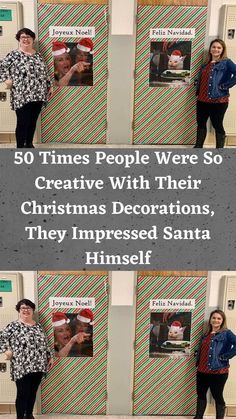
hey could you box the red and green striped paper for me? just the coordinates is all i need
[38,3,108,143]
[133,274,207,415]
[38,272,109,414]
[133,5,207,144]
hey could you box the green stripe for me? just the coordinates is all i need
[38,3,108,144]
[133,5,207,144]
[133,274,207,415]
[38,273,108,414]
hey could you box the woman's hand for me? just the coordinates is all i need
[55,332,90,357]
[72,332,91,344]
[71,62,90,74]
[47,358,54,370]
[5,79,13,89]
[56,62,90,86]
[4,350,13,360]
[47,87,53,100]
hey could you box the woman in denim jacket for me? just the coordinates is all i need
[194,39,236,148]
[193,310,236,419]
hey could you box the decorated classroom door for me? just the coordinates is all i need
[38,272,109,414]
[37,1,108,143]
[133,2,208,145]
[133,273,207,415]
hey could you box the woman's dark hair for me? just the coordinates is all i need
[16,28,36,41]
[15,299,36,312]
[206,309,227,333]
[207,38,227,62]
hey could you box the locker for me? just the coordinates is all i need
[219,276,236,408]
[0,2,22,133]
[0,272,23,403]
[219,5,236,136]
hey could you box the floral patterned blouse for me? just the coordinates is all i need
[0,49,51,110]
[0,320,52,381]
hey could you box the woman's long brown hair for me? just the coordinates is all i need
[207,38,227,63]
[205,309,227,334]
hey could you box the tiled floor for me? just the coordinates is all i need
[0,416,222,419]
[0,416,236,419]
[0,130,233,149]
[0,143,194,148]
[1,129,236,149]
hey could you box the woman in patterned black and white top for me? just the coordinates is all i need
[0,28,53,148]
[0,299,53,419]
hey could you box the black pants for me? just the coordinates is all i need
[15,372,43,419]
[197,371,228,405]
[15,101,43,148]
[197,100,228,136]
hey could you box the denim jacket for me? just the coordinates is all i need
[195,329,236,371]
[195,59,236,99]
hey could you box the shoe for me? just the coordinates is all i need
[193,398,207,419]
[193,128,207,148]
[215,133,225,148]
[216,404,226,419]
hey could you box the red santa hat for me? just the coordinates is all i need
[52,41,70,57]
[77,38,94,54]
[52,312,70,327]
[170,50,182,57]
[77,308,94,324]
[171,321,182,328]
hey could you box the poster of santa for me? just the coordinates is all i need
[149,311,192,358]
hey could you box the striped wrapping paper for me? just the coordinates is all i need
[38,3,108,143]
[38,272,109,414]
[133,274,207,415]
[133,5,207,144]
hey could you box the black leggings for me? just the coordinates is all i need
[197,100,228,136]
[15,101,43,148]
[197,371,228,405]
[15,371,43,419]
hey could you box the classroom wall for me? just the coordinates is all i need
[20,270,232,306]
[0,270,36,300]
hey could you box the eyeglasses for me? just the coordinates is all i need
[20,306,33,311]
[20,35,32,40]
